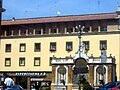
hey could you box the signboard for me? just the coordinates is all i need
[16,72,46,77]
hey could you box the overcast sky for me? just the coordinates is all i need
[2,0,120,20]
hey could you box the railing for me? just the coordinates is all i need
[89,57,113,63]
[51,58,74,64]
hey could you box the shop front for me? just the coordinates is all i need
[0,72,52,90]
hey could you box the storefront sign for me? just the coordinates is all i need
[15,72,46,76]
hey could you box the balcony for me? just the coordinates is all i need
[88,57,115,64]
[51,57,74,65]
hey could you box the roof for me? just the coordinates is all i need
[1,13,118,25]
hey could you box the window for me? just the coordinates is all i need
[51,29,57,34]
[83,41,90,51]
[100,26,107,32]
[5,44,11,52]
[34,43,41,52]
[66,42,73,51]
[20,43,26,52]
[66,28,73,34]
[50,42,56,52]
[35,29,41,35]
[5,58,11,67]
[100,40,107,50]
[19,57,25,66]
[34,57,40,66]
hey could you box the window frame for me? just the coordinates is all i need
[100,26,107,32]
[19,57,25,66]
[5,58,11,67]
[50,42,56,52]
[19,43,26,52]
[100,40,107,50]
[66,42,73,51]
[34,57,40,66]
[83,41,90,51]
[34,43,41,52]
[5,44,11,52]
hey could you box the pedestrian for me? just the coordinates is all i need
[4,74,14,90]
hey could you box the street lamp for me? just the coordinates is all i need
[101,48,107,85]
[75,25,85,90]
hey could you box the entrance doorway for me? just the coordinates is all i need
[73,58,89,86]
[16,76,27,89]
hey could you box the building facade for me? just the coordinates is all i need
[0,8,120,89]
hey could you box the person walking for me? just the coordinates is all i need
[4,74,14,90]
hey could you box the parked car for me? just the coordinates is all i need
[96,81,120,90]
[1,85,24,90]
[111,84,120,90]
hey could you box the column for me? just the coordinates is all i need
[48,28,51,34]
[27,77,30,90]
[33,29,35,35]
[56,28,59,34]
[73,27,75,33]
[51,65,56,90]
[89,65,94,84]
[4,30,7,37]
[67,65,73,90]
[98,26,100,32]
[108,65,112,82]
[11,30,14,36]
[41,28,43,35]
[64,27,67,34]
[89,26,92,32]
[26,29,28,36]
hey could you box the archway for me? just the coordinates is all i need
[73,58,89,85]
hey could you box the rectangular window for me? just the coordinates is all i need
[100,26,107,32]
[5,58,11,67]
[19,57,25,66]
[20,43,26,52]
[50,42,56,52]
[83,41,90,51]
[34,43,41,52]
[100,40,107,50]
[34,57,40,66]
[66,42,73,51]
[66,28,73,34]
[5,44,11,52]
[51,29,57,34]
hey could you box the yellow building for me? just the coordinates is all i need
[0,8,120,89]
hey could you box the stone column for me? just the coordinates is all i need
[4,30,7,37]
[89,65,94,84]
[27,77,30,90]
[33,29,35,35]
[41,28,43,35]
[108,65,112,82]
[64,27,67,34]
[67,65,73,90]
[51,65,56,90]
[18,30,21,36]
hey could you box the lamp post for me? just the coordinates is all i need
[75,25,84,90]
[101,48,107,85]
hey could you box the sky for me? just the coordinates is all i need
[2,0,120,20]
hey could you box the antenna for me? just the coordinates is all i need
[98,0,100,12]
[55,0,61,16]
